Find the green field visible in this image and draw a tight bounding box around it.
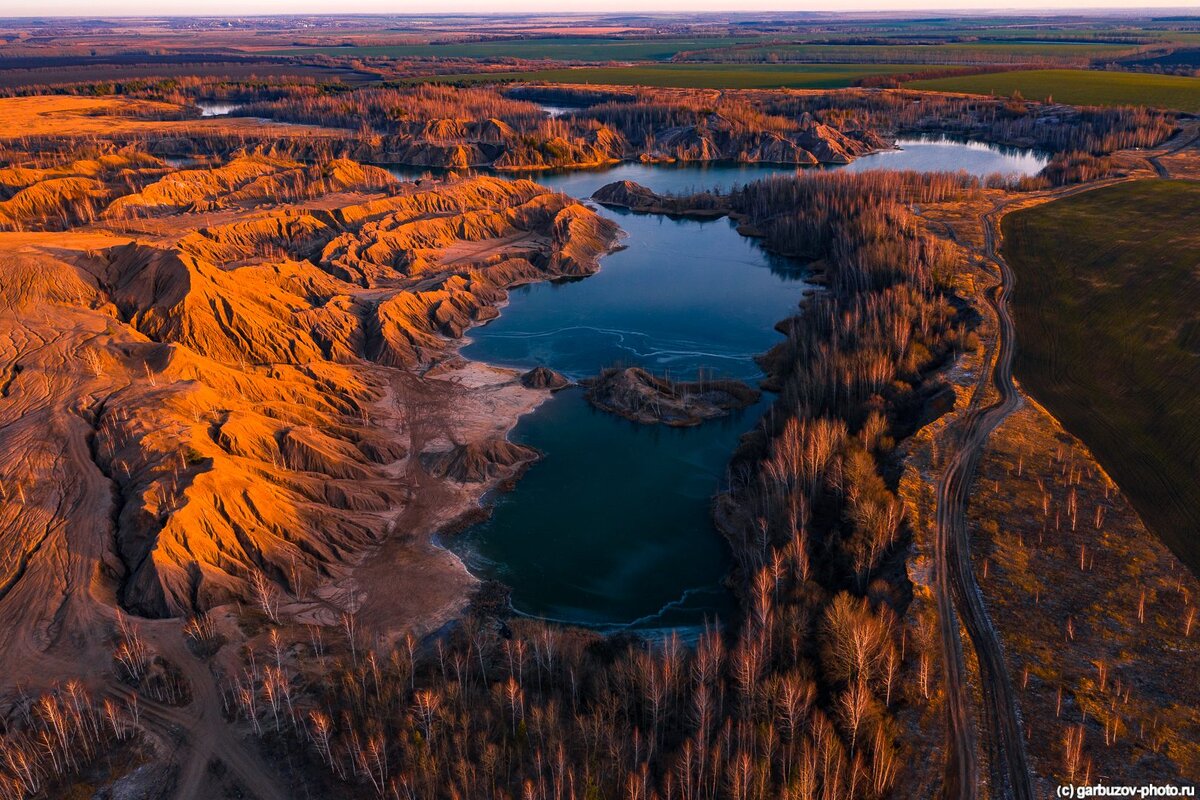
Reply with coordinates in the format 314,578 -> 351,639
680,41 -> 1141,65
704,21 -> 1179,44
1002,180 -> 1200,575
268,36 -> 757,62
430,63 -> 951,89
907,69 -> 1200,112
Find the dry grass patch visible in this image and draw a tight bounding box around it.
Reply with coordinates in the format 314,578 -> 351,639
968,397 -> 1200,784
0,95 -> 340,141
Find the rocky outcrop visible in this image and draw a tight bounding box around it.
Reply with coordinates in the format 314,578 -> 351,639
592,181 -> 725,218
648,125 -> 725,162
320,177 -> 552,285
0,149 -> 163,200
179,210 -> 337,264
490,127 -> 625,171
520,366 -> 571,391
102,243 -> 331,366
740,131 -> 820,165
104,153 -> 293,215
324,106 -> 879,172
795,113 -> 878,164
420,439 -> 538,483
582,367 -> 760,427
592,180 -> 661,210
637,112 -> 878,166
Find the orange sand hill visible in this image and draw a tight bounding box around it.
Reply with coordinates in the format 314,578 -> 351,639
0,156 -> 618,682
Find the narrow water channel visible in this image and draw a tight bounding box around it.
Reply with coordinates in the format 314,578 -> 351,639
412,139 -> 1047,634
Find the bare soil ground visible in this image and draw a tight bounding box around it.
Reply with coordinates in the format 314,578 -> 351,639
0,95 -> 343,140
895,201 -> 998,800
968,395 -> 1200,786
0,149 -> 618,797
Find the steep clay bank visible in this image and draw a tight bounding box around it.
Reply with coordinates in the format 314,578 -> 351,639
367,110 -> 885,172
0,158 -> 620,653
0,93 -> 888,175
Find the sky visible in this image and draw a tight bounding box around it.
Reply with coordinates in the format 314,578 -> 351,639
5,0 -> 1199,15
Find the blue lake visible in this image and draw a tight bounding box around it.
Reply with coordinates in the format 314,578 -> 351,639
430,139 -> 1045,633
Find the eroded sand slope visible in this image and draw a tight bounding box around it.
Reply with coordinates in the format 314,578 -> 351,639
0,153 -> 618,682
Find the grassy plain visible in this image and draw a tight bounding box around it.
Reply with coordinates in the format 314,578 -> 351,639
907,69 -> 1200,111
1002,180 -> 1200,575
679,41 -> 1141,64
432,63 -> 951,89
267,36 -> 757,62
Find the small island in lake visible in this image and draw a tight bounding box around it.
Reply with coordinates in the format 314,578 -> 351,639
592,180 -> 726,218
582,366 -> 760,426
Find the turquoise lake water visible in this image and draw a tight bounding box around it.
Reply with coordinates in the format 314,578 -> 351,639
422,140 -> 1045,633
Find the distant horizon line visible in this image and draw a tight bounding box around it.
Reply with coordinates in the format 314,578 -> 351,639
4,6 -> 1200,19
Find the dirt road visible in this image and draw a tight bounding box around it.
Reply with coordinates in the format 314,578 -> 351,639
933,196 -> 1033,800
1147,120 -> 1200,178
104,627 -> 289,800
930,156 -> 1188,798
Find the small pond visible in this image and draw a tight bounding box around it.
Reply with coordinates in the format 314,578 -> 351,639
196,101 -> 241,117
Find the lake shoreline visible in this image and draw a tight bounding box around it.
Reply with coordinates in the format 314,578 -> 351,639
439,138 -> 1047,632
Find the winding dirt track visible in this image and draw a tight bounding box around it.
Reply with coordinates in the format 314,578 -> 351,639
935,181 -> 1126,799
933,122 -> 1200,799
1147,121 -> 1200,178
103,630 -> 289,800
934,196 -> 1032,800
